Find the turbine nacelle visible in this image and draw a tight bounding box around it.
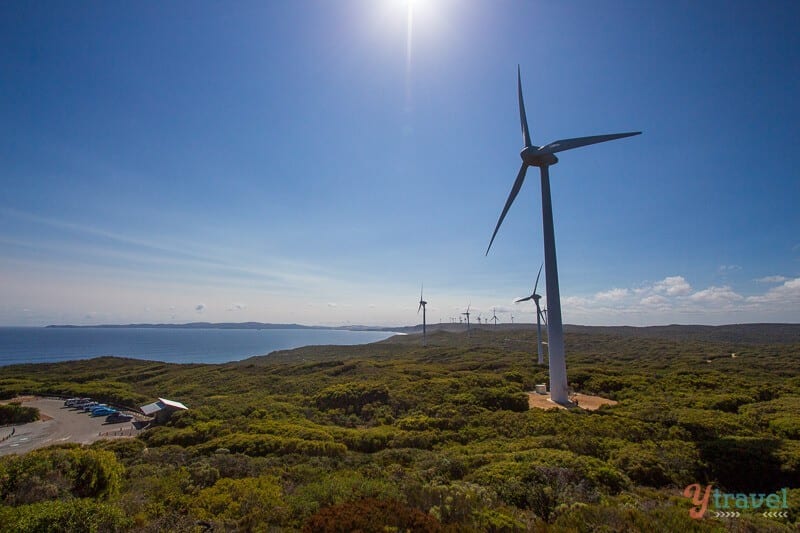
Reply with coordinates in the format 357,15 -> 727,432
521,147 -> 558,167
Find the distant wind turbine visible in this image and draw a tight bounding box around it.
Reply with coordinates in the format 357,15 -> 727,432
516,263 -> 546,365
418,284 -> 427,347
462,304 -> 471,334
491,308 -> 499,325
485,66 -> 641,404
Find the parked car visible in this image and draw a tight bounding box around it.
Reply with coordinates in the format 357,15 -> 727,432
82,402 -> 102,412
91,407 -> 118,417
106,413 -> 133,422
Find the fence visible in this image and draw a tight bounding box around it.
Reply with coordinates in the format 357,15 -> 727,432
0,426 -> 16,443
98,427 -> 139,437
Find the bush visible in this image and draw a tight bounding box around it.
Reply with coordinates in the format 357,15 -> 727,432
0,447 -> 124,504
314,382 -> 389,414
303,498 -> 443,533
199,433 -> 347,458
6,499 -> 130,532
0,403 -> 39,425
192,476 -> 287,530
610,440 -> 701,487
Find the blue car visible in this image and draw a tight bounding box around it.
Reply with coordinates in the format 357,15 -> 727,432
91,407 -> 118,417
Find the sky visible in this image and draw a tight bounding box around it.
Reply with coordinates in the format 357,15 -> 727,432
1,1 -> 799,327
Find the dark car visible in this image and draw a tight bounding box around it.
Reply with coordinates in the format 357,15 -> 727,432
105,413 -> 133,422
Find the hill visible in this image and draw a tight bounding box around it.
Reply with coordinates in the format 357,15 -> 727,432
0,328 -> 797,531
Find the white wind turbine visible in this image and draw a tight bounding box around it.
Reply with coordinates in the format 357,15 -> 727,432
486,66 -> 640,404
516,263 -> 546,365
417,284 -> 427,347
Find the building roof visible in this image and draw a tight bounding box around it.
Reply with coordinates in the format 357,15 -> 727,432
140,402 -> 161,415
140,397 -> 189,415
158,397 -> 188,410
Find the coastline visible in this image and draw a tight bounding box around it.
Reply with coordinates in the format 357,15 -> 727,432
0,327 -> 399,367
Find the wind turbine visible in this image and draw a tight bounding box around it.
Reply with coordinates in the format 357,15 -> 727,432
418,284 -> 428,347
462,304 -> 471,334
516,263 -> 545,365
485,66 -> 640,404
491,308 -> 499,325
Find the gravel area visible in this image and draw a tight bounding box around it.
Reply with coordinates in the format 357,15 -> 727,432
0,397 -> 142,456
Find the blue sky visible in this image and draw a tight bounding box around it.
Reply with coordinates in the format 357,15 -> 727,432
1,1 -> 798,327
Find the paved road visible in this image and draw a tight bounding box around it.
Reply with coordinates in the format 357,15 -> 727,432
0,398 -> 139,456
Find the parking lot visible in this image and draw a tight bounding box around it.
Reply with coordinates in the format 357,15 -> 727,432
0,397 -> 143,456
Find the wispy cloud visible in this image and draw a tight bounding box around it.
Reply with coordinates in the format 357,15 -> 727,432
755,275 -> 789,283
195,304 -> 206,312
0,208 -> 338,292
689,285 -> 743,305
594,288 -> 629,302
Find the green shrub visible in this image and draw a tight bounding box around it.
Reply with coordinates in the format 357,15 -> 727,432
192,476 -> 287,530
302,498 -> 443,533
610,440 -> 701,487
0,447 -> 124,504
314,382 -> 389,414
0,403 -> 39,425
199,433 -> 347,458
6,499 -> 130,532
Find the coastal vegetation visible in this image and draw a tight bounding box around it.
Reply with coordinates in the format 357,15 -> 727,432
0,402 -> 39,426
0,326 -> 798,531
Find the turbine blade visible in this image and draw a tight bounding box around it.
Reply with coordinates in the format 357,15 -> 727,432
518,65 -> 532,148
533,263 -> 543,295
418,302 -> 422,313
420,283 -> 423,301
535,132 -> 641,155
515,296 -> 533,303
486,163 -> 528,255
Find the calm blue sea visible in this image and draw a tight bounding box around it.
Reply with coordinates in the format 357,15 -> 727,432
0,327 -> 397,366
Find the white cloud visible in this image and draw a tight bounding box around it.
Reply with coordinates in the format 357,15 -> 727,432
689,286 -> 743,305
227,303 -> 247,311
755,275 -> 789,284
594,288 -> 629,301
718,264 -> 742,273
640,295 -> 668,307
195,303 -> 206,312
652,276 -> 692,296
746,277 -> 800,305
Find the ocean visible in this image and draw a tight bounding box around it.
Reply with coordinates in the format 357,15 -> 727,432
0,327 -> 397,366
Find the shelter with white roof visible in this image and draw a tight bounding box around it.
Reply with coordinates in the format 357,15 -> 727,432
140,397 -> 188,424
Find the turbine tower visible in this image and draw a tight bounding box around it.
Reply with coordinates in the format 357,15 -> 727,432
516,263 -> 545,365
486,66 -> 640,404
462,304 -> 471,334
418,284 -> 428,347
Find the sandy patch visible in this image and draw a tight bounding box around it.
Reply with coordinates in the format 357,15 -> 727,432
528,392 -> 617,411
